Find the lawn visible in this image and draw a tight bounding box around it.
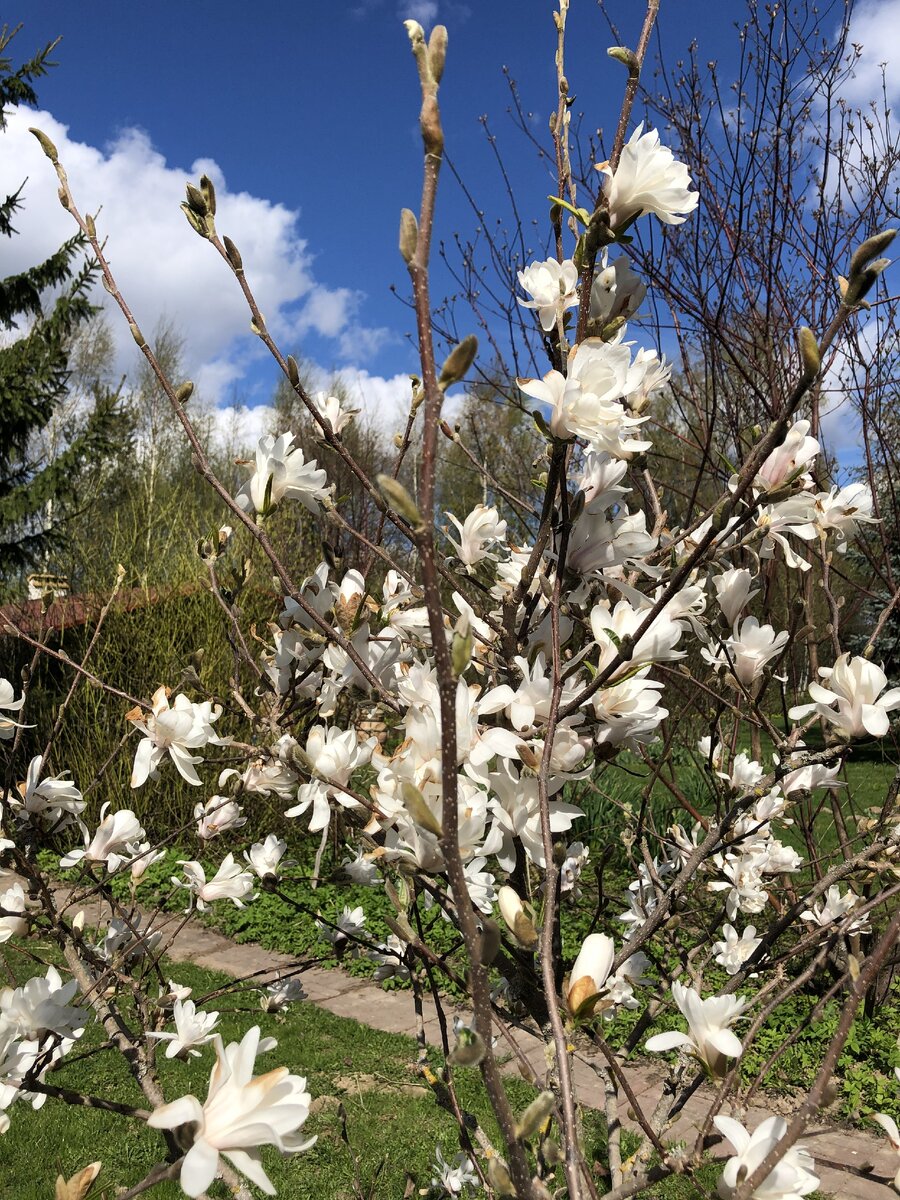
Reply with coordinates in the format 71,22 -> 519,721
0,949 -> 753,1200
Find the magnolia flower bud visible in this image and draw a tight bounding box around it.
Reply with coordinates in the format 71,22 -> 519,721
566,933 -> 615,1016
797,327 -> 820,381
497,885 -> 539,950
448,1024 -> 486,1067
514,1091 -> 555,1141
486,1156 -> 514,1196
401,781 -> 443,837
479,917 -> 501,966
439,335 -> 478,388
428,25 -> 448,84
29,127 -> 59,162
376,474 -> 422,527
200,173 -> 216,216
399,208 -> 418,263
223,236 -> 243,271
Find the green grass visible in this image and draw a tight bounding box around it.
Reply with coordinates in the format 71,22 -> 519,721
0,944 -> 835,1200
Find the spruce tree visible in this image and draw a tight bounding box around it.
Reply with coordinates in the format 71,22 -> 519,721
0,25 -> 121,578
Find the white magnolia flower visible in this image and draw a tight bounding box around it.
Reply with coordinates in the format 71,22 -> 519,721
755,420 -> 819,491
800,884 -> 868,932
789,653 -> 900,738
517,257 -> 580,331
702,617 -> 789,689
0,965 -> 86,1042
646,981 -> 747,1075
714,1114 -> 818,1199
566,933 -> 615,1014
60,803 -> 146,872
708,854 -> 770,921
592,671 -> 668,750
317,905 -> 366,949
460,856 -> 496,915
591,599 -> 685,677
304,724 -> 374,796
725,752 -> 765,793
341,850 -> 379,886
130,842 -> 166,883
778,760 -> 843,795
159,979 -> 193,1005
431,1146 -> 479,1196
285,779 -> 332,833
147,1025 -> 315,1197
12,755 -> 85,828
568,502 -> 658,575
0,884 -> 26,944
518,337 -> 651,456
711,568 -> 760,628
369,934 -> 410,983
445,504 -> 508,572
195,795 -> 247,840
713,924 -> 762,975
871,1112 -> 900,1190
148,998 -> 219,1059
597,123 -> 698,227
260,975 -> 307,1013
245,834 -> 290,880
756,494 -> 818,571
560,841 -> 590,896
129,687 -> 224,788
236,431 -> 329,515
314,390 -> 357,434
175,855 -> 255,912
590,250 -> 646,325
813,482 -> 876,547
96,915 -> 162,964
0,678 -> 27,740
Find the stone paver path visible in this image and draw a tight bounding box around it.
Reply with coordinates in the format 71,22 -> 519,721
56,889 -> 899,1198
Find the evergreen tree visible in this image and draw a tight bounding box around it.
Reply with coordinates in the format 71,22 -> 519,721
0,25 -> 122,577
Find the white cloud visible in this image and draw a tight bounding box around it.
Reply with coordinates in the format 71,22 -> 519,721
332,367 -> 415,437
207,403 -> 276,457
399,0 -> 439,24
838,0 -> 900,107
1,109 -> 392,405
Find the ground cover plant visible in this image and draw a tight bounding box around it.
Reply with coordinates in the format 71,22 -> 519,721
3,3 -> 900,1199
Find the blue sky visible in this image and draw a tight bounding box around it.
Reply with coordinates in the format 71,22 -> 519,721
3,1 -> 898,448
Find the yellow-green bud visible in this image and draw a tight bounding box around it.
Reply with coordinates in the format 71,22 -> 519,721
849,228 -> 897,277
376,474 -> 422,526
200,173 -> 217,216
514,1091 -> 555,1141
607,45 -> 639,72
399,208 -> 418,264
428,25 -> 448,84
797,327 -> 820,381
401,781 -> 443,837
439,335 -> 478,388
29,127 -> 59,163
224,236 -> 243,271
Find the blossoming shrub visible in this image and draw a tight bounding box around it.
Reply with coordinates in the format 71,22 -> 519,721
3,7 -> 900,1200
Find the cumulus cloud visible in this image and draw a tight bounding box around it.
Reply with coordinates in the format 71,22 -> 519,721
838,0 -> 900,107
0,108 -> 396,407
399,0 -> 440,24
203,368 -> 418,463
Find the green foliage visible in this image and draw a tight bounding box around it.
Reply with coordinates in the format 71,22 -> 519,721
0,26 -> 124,579
10,586 -> 279,835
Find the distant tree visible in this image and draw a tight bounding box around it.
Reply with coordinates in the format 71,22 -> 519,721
0,25 -> 122,579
